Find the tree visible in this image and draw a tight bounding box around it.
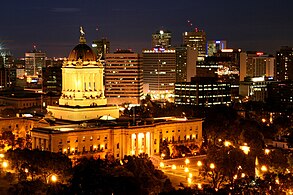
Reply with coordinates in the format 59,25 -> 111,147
5,149 -> 72,183
1,131 -> 15,149
202,145 -> 251,189
204,106 -> 241,145
70,155 -> 173,195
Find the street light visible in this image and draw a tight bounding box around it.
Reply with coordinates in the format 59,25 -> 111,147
187,177 -> 192,185
261,165 -> 268,172
185,158 -> 190,165
184,167 -> 189,172
240,145 -> 250,155
2,161 -> 8,168
224,141 -> 232,147
264,149 -> 270,155
160,162 -> 165,168
210,163 -> 215,169
197,183 -> 202,189
51,174 -> 57,183
172,165 -> 176,170
197,161 -> 202,167
47,174 -> 58,183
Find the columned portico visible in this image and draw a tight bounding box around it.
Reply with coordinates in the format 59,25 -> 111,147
131,132 -> 152,156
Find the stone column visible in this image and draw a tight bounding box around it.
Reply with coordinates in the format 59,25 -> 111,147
143,133 -> 147,154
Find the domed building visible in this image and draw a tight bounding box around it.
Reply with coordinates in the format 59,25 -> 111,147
47,29 -> 119,121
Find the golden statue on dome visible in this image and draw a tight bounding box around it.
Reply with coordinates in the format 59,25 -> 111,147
80,26 -> 85,36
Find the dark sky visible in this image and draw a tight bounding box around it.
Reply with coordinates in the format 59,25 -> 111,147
1,0 -> 292,57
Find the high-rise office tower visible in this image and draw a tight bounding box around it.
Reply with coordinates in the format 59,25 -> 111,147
240,51 -> 275,81
275,46 -> 293,81
183,30 -> 206,61
142,48 -> 176,97
152,30 -> 172,49
42,58 -> 63,95
92,38 -> 110,60
105,49 -> 143,105
207,40 -> 227,56
175,46 -> 197,82
25,47 -> 46,76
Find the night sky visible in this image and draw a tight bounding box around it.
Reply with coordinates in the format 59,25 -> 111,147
1,0 -> 292,57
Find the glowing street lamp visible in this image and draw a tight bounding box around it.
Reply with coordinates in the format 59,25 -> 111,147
0,154 -> 4,158
197,161 -> 202,167
185,158 -> 190,165
261,165 -> 268,172
197,183 -> 202,189
2,161 -> 8,168
160,162 -> 165,168
184,167 -> 189,172
210,163 -> 215,169
187,177 -> 192,185
265,149 -> 270,155
224,141 -> 232,147
240,145 -> 250,155
51,174 -> 57,183
171,165 -> 176,170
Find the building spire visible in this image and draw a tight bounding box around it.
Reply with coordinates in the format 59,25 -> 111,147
79,26 -> 86,44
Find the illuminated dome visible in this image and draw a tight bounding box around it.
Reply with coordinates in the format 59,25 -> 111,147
68,43 -> 97,61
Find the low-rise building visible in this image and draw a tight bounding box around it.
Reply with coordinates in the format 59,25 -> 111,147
31,118 -> 203,159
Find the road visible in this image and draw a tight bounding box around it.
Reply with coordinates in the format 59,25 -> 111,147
151,155 -> 208,188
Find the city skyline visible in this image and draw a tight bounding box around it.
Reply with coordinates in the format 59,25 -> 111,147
0,0 -> 292,57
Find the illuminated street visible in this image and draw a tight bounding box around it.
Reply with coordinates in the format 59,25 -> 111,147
156,155 -> 208,188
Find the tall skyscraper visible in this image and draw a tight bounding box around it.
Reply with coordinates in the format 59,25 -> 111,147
207,40 -> 227,56
183,30 -> 206,61
42,58 -> 63,95
105,49 -> 143,105
142,48 -> 176,97
152,30 -> 172,49
275,46 -> 293,81
175,46 -> 197,82
92,38 -> 110,60
25,47 -> 46,76
240,51 -> 275,81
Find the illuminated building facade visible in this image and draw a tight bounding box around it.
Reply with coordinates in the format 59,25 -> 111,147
42,64 -> 62,95
92,38 -> 110,60
47,30 -> 119,121
31,118 -> 203,159
240,51 -> 275,81
239,77 -> 277,102
105,50 -> 143,105
142,48 -> 176,96
175,77 -> 231,107
25,47 -> 46,76
207,40 -> 227,56
175,46 -> 197,82
275,46 -> 293,81
183,30 -> 206,61
30,29 -> 204,160
152,30 -> 172,49
267,81 -> 293,111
